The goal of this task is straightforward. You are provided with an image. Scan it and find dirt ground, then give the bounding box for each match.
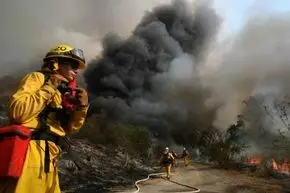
[119,161,286,193]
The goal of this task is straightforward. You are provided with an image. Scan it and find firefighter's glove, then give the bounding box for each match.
[46,74,66,89]
[75,88,88,107]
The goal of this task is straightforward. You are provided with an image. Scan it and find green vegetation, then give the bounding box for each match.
[76,115,152,161]
[199,123,248,167]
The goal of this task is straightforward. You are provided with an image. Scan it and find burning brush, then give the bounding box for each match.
[247,156,290,176]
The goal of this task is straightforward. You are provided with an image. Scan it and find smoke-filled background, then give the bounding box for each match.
[203,10,290,155]
[84,0,221,142]
[0,0,180,75]
[2,0,290,155]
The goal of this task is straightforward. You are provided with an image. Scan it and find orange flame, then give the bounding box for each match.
[247,156,290,174]
[248,156,263,165]
[272,159,290,173]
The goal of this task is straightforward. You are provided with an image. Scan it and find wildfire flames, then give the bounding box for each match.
[248,156,290,174]
[271,159,290,174]
[248,156,263,165]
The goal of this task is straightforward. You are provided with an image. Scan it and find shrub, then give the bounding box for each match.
[199,123,248,167]
[75,115,152,160]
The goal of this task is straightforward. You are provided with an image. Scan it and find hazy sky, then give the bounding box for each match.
[1,0,290,75]
[213,0,290,35]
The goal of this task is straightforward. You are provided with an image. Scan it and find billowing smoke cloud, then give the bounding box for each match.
[84,0,221,139]
[208,12,290,126]
[0,0,174,76]
[5,0,290,153]
[202,11,290,155]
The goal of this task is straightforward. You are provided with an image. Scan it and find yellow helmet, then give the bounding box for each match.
[43,44,86,69]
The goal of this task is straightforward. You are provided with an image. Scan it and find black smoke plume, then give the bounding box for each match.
[84,0,221,140]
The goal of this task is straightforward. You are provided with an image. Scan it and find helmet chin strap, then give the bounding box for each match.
[52,62,59,71]
[44,59,59,73]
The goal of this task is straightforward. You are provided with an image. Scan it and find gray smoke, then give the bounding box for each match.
[202,11,290,155]
[84,0,221,139]
[0,0,173,76]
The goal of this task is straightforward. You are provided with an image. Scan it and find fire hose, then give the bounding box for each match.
[133,172,200,193]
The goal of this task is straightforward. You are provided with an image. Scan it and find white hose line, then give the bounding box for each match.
[133,172,164,193]
[133,172,200,193]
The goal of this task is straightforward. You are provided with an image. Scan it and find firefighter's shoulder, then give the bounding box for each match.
[20,71,47,85]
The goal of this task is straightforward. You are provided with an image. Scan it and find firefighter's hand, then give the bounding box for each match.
[46,74,66,89]
[75,88,88,107]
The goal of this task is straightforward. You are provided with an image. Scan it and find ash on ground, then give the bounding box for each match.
[59,139,155,193]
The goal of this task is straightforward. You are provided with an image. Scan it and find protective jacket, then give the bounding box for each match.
[161,152,175,166]
[0,71,88,193]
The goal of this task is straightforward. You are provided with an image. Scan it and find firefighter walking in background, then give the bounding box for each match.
[160,147,175,179]
[0,44,89,193]
[182,147,190,167]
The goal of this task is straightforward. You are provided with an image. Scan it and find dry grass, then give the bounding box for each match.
[193,162,284,193]
[222,169,283,193]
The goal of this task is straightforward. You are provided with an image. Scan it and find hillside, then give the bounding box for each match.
[58,139,154,193]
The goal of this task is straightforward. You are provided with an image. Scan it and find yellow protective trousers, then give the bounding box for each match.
[0,140,61,193]
[183,156,189,167]
[164,164,172,179]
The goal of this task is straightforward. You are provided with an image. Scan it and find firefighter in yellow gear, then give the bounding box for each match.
[182,147,190,167]
[0,44,89,193]
[160,147,175,179]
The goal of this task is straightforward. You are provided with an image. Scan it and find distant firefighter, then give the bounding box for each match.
[160,147,175,179]
[181,147,190,167]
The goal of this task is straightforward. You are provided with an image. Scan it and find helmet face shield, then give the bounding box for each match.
[71,48,85,62]
[57,57,80,70]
